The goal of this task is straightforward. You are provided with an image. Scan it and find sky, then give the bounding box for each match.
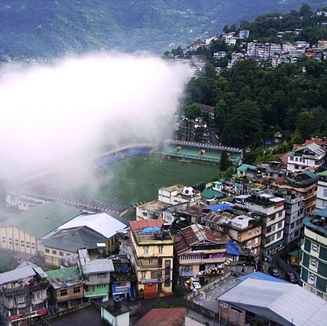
[0,52,190,179]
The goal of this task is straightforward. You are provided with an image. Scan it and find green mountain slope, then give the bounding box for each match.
[0,0,326,60]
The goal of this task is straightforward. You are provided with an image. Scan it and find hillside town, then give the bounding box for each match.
[2,6,327,326]
[1,134,327,325]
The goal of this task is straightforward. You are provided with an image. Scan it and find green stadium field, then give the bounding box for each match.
[63,155,219,217]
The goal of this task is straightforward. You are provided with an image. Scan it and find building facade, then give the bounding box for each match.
[301,209,327,301]
[124,220,174,299]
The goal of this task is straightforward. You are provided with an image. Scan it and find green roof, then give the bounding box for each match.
[0,202,81,239]
[46,266,79,281]
[318,170,327,176]
[201,188,223,199]
[237,164,257,172]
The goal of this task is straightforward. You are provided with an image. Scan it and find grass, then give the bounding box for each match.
[61,155,220,219]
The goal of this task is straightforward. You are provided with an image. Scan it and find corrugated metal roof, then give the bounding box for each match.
[218,278,327,326]
[56,212,127,239]
[0,202,81,239]
[135,308,185,326]
[82,259,114,274]
[0,265,36,285]
[41,225,108,252]
[46,266,81,289]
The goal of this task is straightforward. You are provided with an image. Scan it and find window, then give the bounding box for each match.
[52,250,57,255]
[247,229,252,236]
[291,222,294,229]
[59,251,64,256]
[290,156,294,161]
[254,237,258,244]
[97,284,106,288]
[308,273,317,286]
[278,211,282,217]
[256,227,260,233]
[97,273,106,279]
[310,258,318,268]
[60,289,67,296]
[181,266,193,274]
[323,200,327,207]
[144,246,149,254]
[277,231,282,239]
[73,287,81,293]
[158,245,163,254]
[33,292,43,300]
[45,248,50,253]
[323,189,327,197]
[16,296,26,304]
[311,243,320,253]
[142,272,146,278]
[278,221,283,228]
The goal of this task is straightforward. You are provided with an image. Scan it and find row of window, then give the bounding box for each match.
[45,248,69,256]
[143,245,163,254]
[60,287,81,296]
[1,236,35,246]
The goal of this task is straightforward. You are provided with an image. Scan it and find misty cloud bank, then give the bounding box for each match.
[0,52,190,179]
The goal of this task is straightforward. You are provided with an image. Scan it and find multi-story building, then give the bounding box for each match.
[78,249,114,302]
[245,193,285,259]
[316,170,327,210]
[287,142,326,172]
[281,190,305,245]
[124,220,174,299]
[174,223,229,283]
[46,266,84,312]
[301,208,327,301]
[226,214,262,260]
[0,263,49,326]
[272,171,318,217]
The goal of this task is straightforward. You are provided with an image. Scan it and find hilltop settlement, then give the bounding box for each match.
[2,5,327,326]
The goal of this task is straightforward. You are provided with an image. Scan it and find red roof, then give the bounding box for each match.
[135,308,185,326]
[129,219,163,233]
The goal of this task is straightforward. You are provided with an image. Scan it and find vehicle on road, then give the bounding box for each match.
[286,271,297,284]
[268,265,280,278]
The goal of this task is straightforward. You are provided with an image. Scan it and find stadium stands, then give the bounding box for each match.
[162,140,242,165]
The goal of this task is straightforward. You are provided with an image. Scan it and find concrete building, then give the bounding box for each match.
[301,208,327,301]
[78,249,114,302]
[46,266,84,312]
[0,262,49,325]
[272,172,319,217]
[184,272,327,326]
[316,170,327,210]
[122,220,174,298]
[287,143,326,172]
[245,193,285,259]
[0,202,81,257]
[174,224,228,284]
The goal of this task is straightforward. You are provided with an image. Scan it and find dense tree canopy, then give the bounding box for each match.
[185,57,327,148]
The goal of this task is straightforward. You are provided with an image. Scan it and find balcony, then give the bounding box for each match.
[84,288,108,298]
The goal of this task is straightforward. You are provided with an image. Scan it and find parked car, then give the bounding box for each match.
[286,271,297,284]
[268,265,280,278]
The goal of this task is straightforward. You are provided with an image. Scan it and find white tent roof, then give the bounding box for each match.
[218,278,327,326]
[57,212,127,239]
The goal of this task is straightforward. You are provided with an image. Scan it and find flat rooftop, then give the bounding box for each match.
[43,303,107,326]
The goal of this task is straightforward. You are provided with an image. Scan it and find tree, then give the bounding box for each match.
[220,150,232,171]
[184,103,201,119]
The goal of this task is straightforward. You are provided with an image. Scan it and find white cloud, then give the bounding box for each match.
[0,52,190,178]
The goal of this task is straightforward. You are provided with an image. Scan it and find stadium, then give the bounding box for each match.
[5,141,242,219]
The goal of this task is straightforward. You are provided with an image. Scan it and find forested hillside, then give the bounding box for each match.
[1,0,327,60]
[187,58,327,147]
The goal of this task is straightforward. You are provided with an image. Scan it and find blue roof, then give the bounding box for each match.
[237,272,287,283]
[205,203,233,212]
[226,240,240,256]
